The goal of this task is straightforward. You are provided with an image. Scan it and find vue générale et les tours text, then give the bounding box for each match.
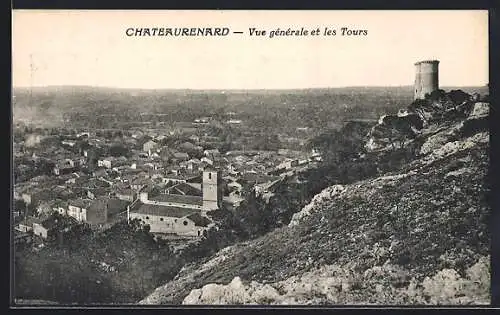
[125,27,368,38]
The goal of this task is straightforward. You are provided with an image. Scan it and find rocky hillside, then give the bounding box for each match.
[140,91,490,305]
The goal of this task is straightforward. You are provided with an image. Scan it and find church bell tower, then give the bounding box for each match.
[202,167,222,212]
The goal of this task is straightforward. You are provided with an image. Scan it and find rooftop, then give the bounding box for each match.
[130,202,200,218]
[164,172,201,180]
[68,198,93,209]
[149,193,203,206]
[241,173,281,184]
[116,188,135,195]
[167,182,202,197]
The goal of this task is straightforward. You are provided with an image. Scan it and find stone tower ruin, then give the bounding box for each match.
[414,60,439,100]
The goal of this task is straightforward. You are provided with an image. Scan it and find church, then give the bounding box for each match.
[127,167,222,238]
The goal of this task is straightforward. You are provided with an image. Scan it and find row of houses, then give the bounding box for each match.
[15,167,234,240]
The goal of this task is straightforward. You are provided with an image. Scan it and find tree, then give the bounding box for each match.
[448,90,470,106]
[109,144,129,157]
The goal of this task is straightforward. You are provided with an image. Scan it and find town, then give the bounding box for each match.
[13,114,323,246]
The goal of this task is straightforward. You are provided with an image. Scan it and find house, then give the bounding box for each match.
[21,188,58,206]
[172,152,190,162]
[155,135,167,142]
[189,135,200,143]
[53,160,78,176]
[162,172,201,185]
[140,192,203,209]
[55,185,76,200]
[143,140,158,155]
[77,132,90,138]
[36,201,54,217]
[128,203,211,237]
[14,230,31,245]
[15,217,35,233]
[241,174,281,186]
[194,117,210,124]
[32,217,54,239]
[254,177,283,195]
[128,168,222,237]
[86,198,130,227]
[130,177,154,191]
[67,197,129,227]
[86,186,112,199]
[277,158,299,170]
[204,149,221,158]
[132,131,144,139]
[227,181,243,192]
[179,142,196,152]
[61,140,77,147]
[185,158,202,171]
[21,192,33,205]
[298,159,309,166]
[201,157,213,165]
[64,172,82,184]
[98,158,113,169]
[15,216,56,239]
[32,215,80,241]
[67,199,93,222]
[115,188,137,202]
[144,161,163,171]
[52,200,68,216]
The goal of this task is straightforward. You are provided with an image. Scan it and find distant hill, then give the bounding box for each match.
[12,84,487,132]
[11,85,417,129]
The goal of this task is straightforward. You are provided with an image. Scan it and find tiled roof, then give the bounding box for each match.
[131,177,152,185]
[164,173,201,181]
[241,173,281,184]
[149,194,203,206]
[116,188,135,195]
[130,202,199,218]
[68,198,93,209]
[173,152,189,159]
[167,182,202,197]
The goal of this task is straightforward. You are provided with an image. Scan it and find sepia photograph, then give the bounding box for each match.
[11,10,490,306]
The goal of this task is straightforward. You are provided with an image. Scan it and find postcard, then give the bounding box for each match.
[11,10,490,306]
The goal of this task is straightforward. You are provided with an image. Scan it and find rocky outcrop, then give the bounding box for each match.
[288,185,346,227]
[366,91,487,154]
[182,256,490,305]
[365,113,423,152]
[468,102,489,120]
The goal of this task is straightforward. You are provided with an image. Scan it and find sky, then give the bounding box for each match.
[12,10,489,89]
